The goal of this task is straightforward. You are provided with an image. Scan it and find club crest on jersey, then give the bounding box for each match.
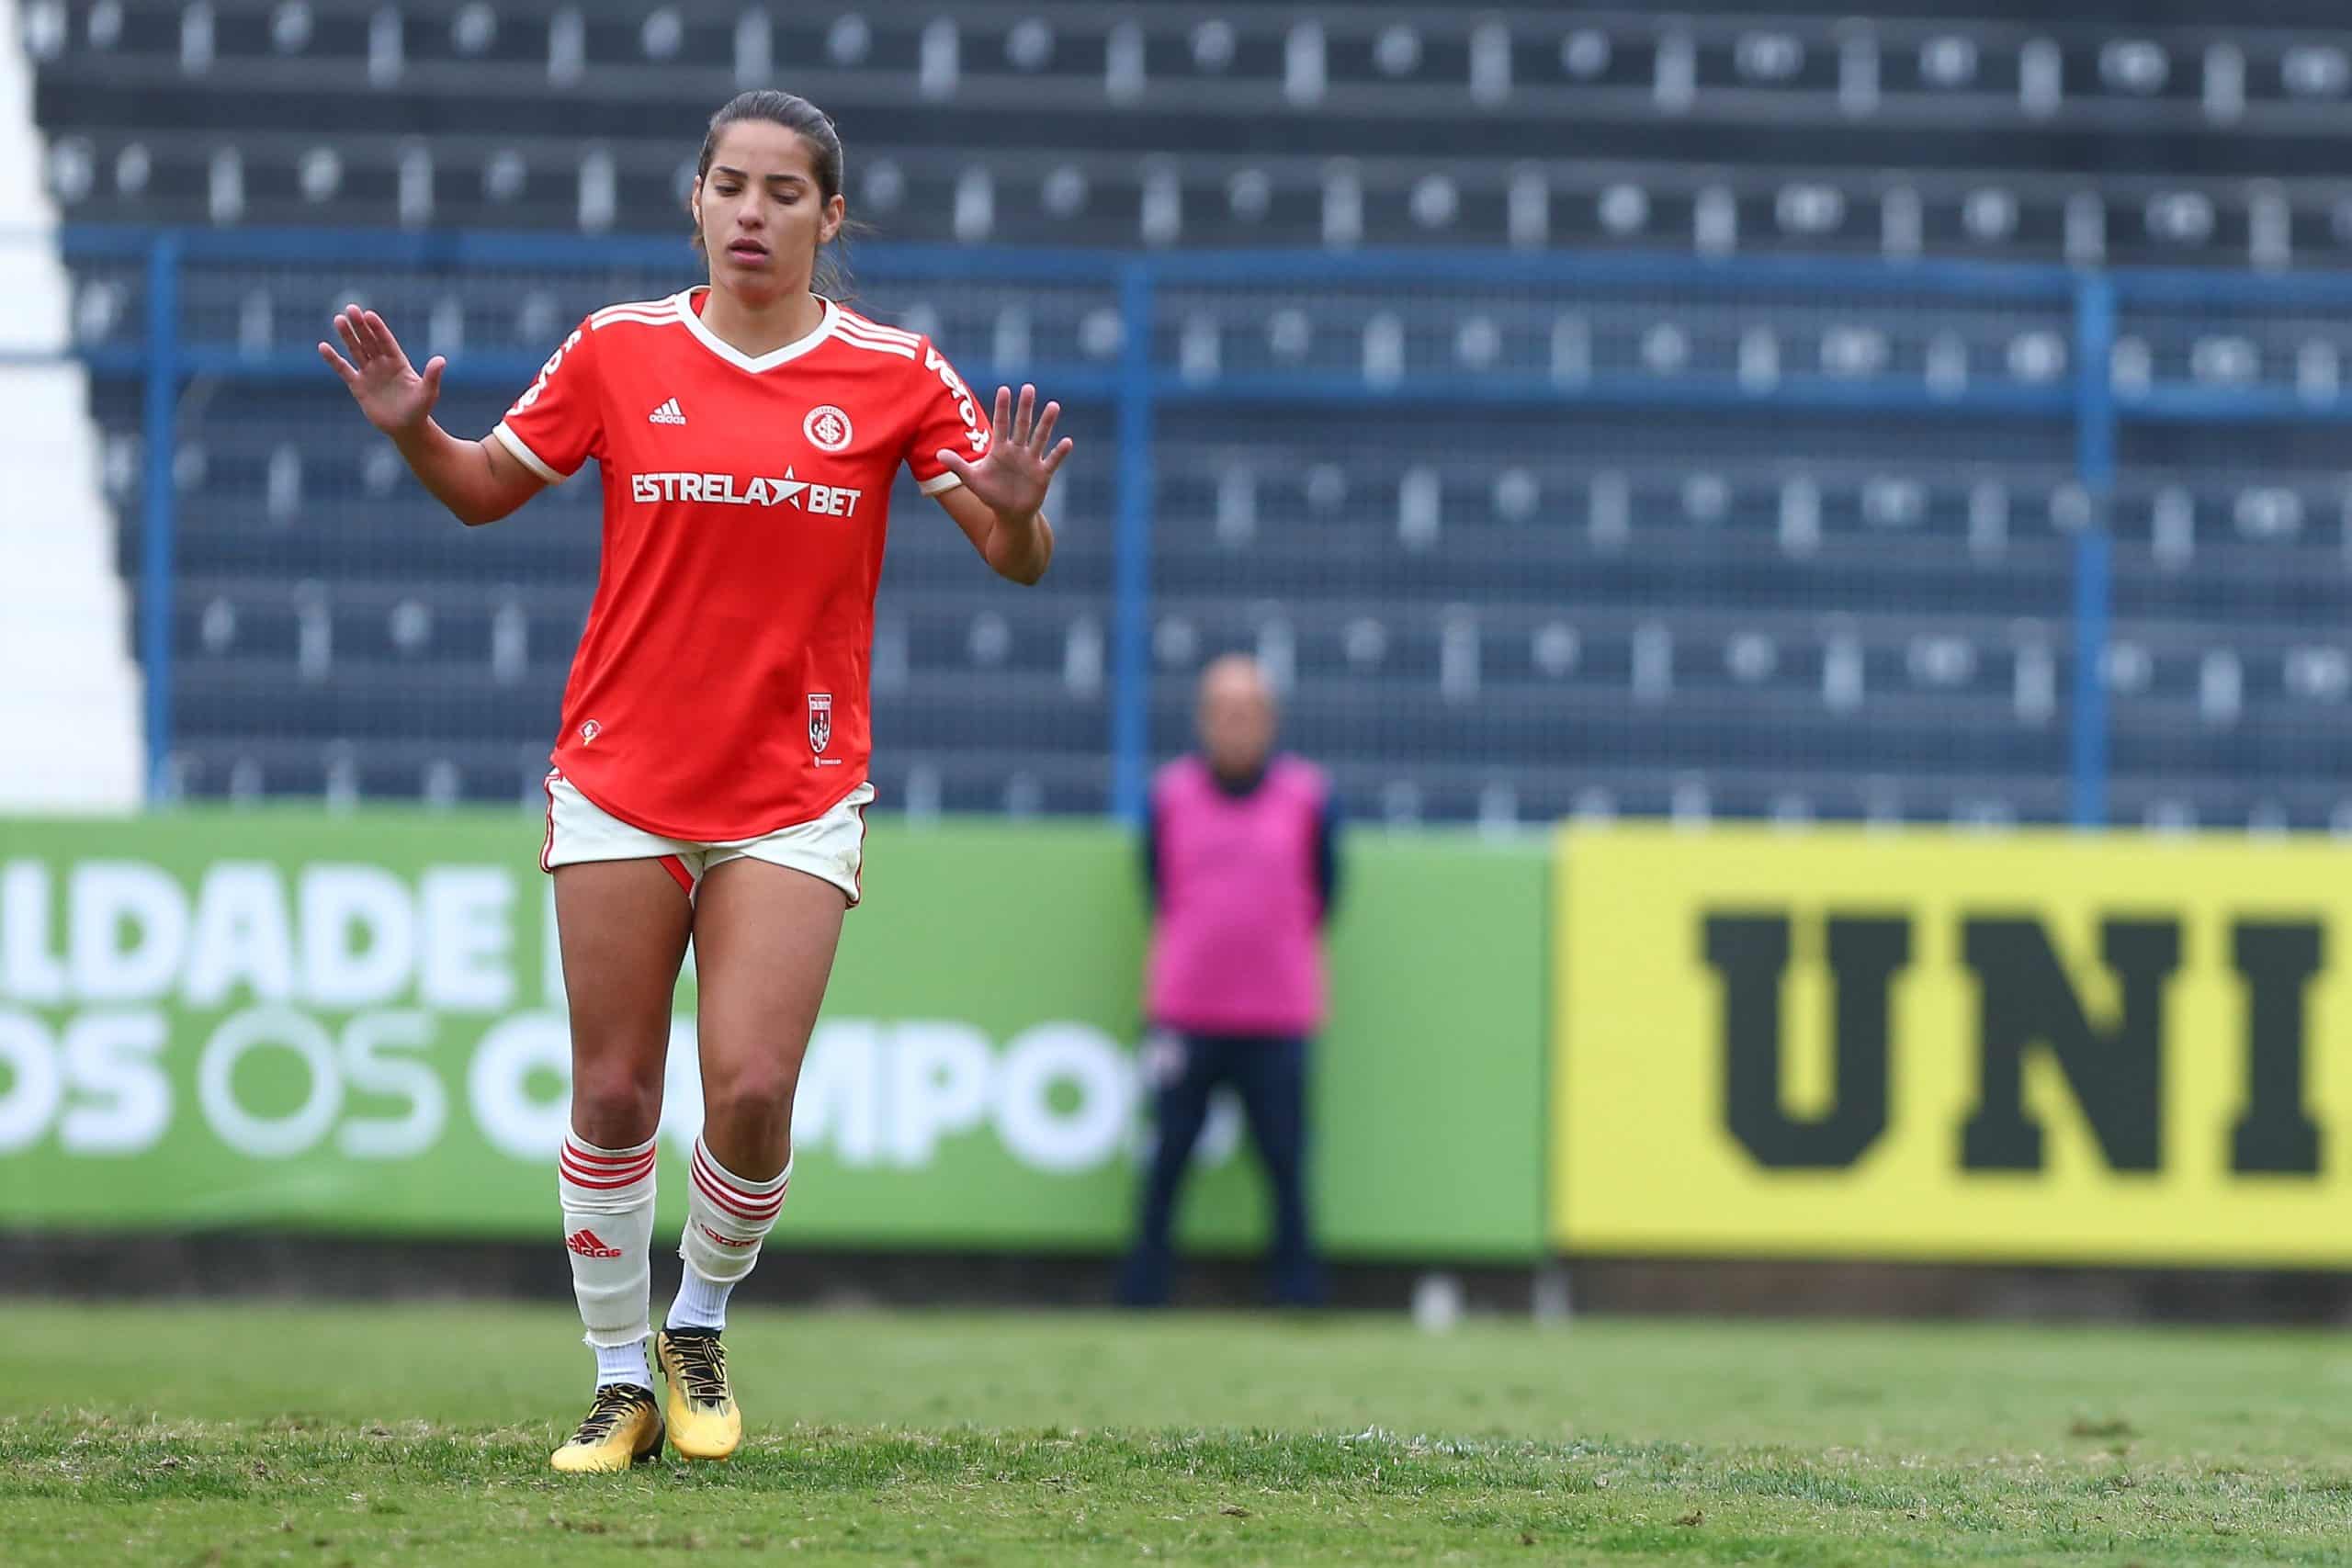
[808,693,833,758]
[579,719,602,746]
[804,404,854,453]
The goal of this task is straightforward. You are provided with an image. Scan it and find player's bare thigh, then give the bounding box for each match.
[553,859,695,1148]
[690,857,850,1180]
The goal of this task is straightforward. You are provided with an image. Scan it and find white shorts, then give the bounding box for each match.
[540,771,876,906]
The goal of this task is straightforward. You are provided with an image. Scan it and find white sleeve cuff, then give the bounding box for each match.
[492,422,568,485]
[918,470,964,496]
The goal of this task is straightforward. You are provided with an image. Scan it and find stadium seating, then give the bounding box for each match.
[26,3,2352,828]
[29,4,2352,266]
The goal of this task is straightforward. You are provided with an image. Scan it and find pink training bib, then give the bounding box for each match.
[1145,754,1330,1037]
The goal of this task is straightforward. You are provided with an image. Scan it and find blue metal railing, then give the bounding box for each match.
[137,233,182,808]
[2069,275,2118,829]
[17,223,2347,826]
[1109,258,1158,825]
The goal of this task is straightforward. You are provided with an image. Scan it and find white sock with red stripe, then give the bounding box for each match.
[559,1129,657,1390]
[668,1136,790,1332]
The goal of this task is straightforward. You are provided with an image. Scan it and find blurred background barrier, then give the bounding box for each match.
[0,812,1548,1259]
[1555,824,2352,1267]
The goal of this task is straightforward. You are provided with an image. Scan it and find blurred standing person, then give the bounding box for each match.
[1119,655,1340,1308]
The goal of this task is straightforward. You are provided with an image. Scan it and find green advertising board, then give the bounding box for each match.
[0,810,1545,1259]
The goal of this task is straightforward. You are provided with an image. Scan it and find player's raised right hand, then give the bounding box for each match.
[319,305,446,438]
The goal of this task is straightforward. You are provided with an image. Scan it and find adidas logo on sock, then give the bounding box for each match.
[566,1228,623,1258]
[699,1224,760,1248]
[648,398,687,425]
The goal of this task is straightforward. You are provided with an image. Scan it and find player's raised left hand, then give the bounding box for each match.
[935,384,1072,523]
[319,305,446,440]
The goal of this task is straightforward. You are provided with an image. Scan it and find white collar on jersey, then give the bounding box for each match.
[673,288,838,375]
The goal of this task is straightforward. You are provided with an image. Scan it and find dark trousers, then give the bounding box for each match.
[1118,1032,1324,1308]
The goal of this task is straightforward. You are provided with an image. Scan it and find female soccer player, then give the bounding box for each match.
[320,91,1072,1472]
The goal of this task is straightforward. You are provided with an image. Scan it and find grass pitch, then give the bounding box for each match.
[5,1300,2351,1565]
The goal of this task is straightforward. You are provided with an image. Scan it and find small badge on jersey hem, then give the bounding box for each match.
[803,405,854,453]
[808,692,839,763]
[580,719,603,746]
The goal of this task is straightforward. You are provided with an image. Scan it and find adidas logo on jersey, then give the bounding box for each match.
[648,398,687,425]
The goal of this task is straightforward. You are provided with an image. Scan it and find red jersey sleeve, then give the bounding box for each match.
[903,336,996,496]
[492,317,602,485]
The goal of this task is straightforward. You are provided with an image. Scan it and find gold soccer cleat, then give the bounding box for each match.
[550,1382,664,1473]
[655,1327,742,1461]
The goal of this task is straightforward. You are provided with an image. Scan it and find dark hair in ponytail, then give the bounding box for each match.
[691,90,855,300]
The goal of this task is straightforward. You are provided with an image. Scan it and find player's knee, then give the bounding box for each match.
[570,1064,662,1146]
[702,1061,795,1134]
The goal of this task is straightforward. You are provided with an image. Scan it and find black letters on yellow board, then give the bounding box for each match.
[1961,919,2177,1172]
[2231,921,2324,1175]
[1707,913,1907,1169]
[1707,909,2327,1179]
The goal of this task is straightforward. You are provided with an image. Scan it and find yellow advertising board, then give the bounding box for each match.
[1552,824,2352,1265]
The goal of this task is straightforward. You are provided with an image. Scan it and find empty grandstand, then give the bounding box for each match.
[19,1,2352,829]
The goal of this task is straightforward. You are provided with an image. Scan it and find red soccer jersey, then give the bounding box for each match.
[492,289,994,840]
